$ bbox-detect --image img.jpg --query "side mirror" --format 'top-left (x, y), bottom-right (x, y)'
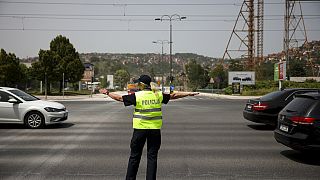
top-left (8, 99), bottom-right (19, 104)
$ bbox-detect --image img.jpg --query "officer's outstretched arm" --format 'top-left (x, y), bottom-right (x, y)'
top-left (99, 88), bottom-right (123, 102)
top-left (108, 93), bottom-right (123, 102)
top-left (170, 92), bottom-right (199, 100)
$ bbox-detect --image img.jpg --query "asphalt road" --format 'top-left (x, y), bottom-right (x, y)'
top-left (1, 96), bottom-right (320, 180)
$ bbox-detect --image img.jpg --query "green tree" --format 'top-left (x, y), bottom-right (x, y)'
top-left (114, 69), bottom-right (130, 90)
top-left (19, 63), bottom-right (30, 89)
top-left (228, 59), bottom-right (244, 71)
top-left (289, 59), bottom-right (306, 77)
top-left (49, 35), bottom-right (84, 92)
top-left (255, 61), bottom-right (274, 81)
top-left (210, 64), bottom-right (227, 89)
top-left (30, 50), bottom-right (60, 93)
top-left (149, 67), bottom-right (156, 80)
top-left (185, 60), bottom-right (209, 91)
top-left (99, 76), bottom-right (109, 88)
top-left (0, 49), bottom-right (24, 87)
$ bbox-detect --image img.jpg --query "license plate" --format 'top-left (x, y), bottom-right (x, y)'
top-left (247, 105), bottom-right (252, 110)
top-left (280, 124), bottom-right (289, 132)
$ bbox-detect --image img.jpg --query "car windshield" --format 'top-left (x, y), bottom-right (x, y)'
top-left (260, 91), bottom-right (285, 101)
top-left (283, 97), bottom-right (315, 114)
top-left (8, 89), bottom-right (39, 101)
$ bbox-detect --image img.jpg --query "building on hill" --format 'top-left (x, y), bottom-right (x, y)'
top-left (81, 62), bottom-right (95, 90)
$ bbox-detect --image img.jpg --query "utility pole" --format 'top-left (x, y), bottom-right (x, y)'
top-left (284, 0), bottom-right (308, 81)
top-left (222, 0), bottom-right (255, 70)
top-left (256, 0), bottom-right (264, 66)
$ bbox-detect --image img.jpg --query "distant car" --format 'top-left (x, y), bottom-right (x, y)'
top-left (243, 88), bottom-right (319, 126)
top-left (274, 92), bottom-right (320, 151)
top-left (0, 87), bottom-right (68, 128)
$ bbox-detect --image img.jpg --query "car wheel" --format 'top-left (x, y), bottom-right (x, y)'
top-left (24, 111), bottom-right (45, 129)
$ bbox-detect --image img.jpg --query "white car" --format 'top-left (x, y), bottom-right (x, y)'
top-left (0, 87), bottom-right (68, 128)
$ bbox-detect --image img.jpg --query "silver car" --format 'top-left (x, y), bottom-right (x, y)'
top-left (0, 87), bottom-right (68, 128)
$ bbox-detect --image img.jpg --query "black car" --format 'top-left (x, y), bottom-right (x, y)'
top-left (274, 92), bottom-right (320, 151)
top-left (243, 88), bottom-right (319, 126)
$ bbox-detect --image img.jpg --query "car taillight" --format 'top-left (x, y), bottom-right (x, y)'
top-left (289, 116), bottom-right (316, 125)
top-left (253, 103), bottom-right (268, 111)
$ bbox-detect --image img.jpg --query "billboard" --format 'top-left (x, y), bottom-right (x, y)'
top-left (279, 61), bottom-right (286, 80)
top-left (228, 71), bottom-right (255, 85)
top-left (274, 61), bottom-right (286, 81)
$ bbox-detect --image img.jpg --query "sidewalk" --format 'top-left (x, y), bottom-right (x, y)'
top-left (36, 94), bottom-right (112, 101)
top-left (199, 92), bottom-right (260, 100)
top-left (37, 92), bottom-right (260, 101)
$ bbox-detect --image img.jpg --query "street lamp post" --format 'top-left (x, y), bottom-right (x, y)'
top-left (153, 40), bottom-right (169, 91)
top-left (155, 14), bottom-right (186, 90)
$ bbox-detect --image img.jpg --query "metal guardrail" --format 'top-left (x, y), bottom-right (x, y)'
top-left (197, 89), bottom-right (223, 94)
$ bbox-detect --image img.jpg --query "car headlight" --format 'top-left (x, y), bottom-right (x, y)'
top-left (44, 107), bottom-right (64, 112)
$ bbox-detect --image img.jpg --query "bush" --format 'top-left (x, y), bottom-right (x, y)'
top-left (283, 81), bottom-right (320, 89)
top-left (224, 86), bottom-right (233, 95)
top-left (241, 80), bottom-right (320, 96)
top-left (242, 88), bottom-right (277, 96)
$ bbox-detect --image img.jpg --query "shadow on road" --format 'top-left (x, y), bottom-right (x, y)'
top-left (247, 124), bottom-right (276, 131)
top-left (45, 123), bottom-right (75, 129)
top-left (0, 123), bottom-right (74, 129)
top-left (281, 150), bottom-right (320, 166)
top-left (0, 124), bottom-right (25, 129)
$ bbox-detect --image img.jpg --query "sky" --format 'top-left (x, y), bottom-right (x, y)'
top-left (0, 0), bottom-right (319, 59)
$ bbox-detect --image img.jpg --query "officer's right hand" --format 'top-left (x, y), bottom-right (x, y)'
top-left (99, 88), bottom-right (109, 95)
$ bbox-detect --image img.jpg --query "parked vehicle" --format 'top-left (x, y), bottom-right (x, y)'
top-left (243, 88), bottom-right (319, 126)
top-left (0, 87), bottom-right (68, 128)
top-left (274, 92), bottom-right (320, 151)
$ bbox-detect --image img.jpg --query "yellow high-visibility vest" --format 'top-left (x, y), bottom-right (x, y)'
top-left (133, 90), bottom-right (163, 129)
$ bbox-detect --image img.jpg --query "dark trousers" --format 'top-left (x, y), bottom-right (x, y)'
top-left (126, 129), bottom-right (161, 180)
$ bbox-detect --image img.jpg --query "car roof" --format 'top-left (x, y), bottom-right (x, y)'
top-left (295, 92), bottom-right (320, 100)
top-left (282, 88), bottom-right (320, 91)
top-left (0, 87), bottom-right (18, 91)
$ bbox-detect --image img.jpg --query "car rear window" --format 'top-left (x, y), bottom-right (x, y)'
top-left (283, 97), bottom-right (316, 114)
top-left (260, 91), bottom-right (286, 101)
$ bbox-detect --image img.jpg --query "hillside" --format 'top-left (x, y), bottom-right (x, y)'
top-left (80, 53), bottom-right (220, 78)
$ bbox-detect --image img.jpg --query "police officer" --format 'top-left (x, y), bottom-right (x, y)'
top-left (99, 75), bottom-right (198, 180)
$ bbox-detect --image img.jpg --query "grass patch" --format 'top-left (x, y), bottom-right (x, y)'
top-left (242, 88), bottom-right (277, 96)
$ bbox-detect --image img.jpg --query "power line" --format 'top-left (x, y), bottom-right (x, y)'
top-left (0, 1), bottom-right (242, 6)
top-left (1, 15), bottom-right (320, 22)
top-left (1, 13), bottom-right (320, 18)
top-left (0, 13), bottom-right (236, 17)
top-left (1, 28), bottom-right (319, 32)
top-left (0, 1), bottom-right (319, 6)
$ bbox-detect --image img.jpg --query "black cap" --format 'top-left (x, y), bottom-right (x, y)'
top-left (134, 75), bottom-right (151, 86)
